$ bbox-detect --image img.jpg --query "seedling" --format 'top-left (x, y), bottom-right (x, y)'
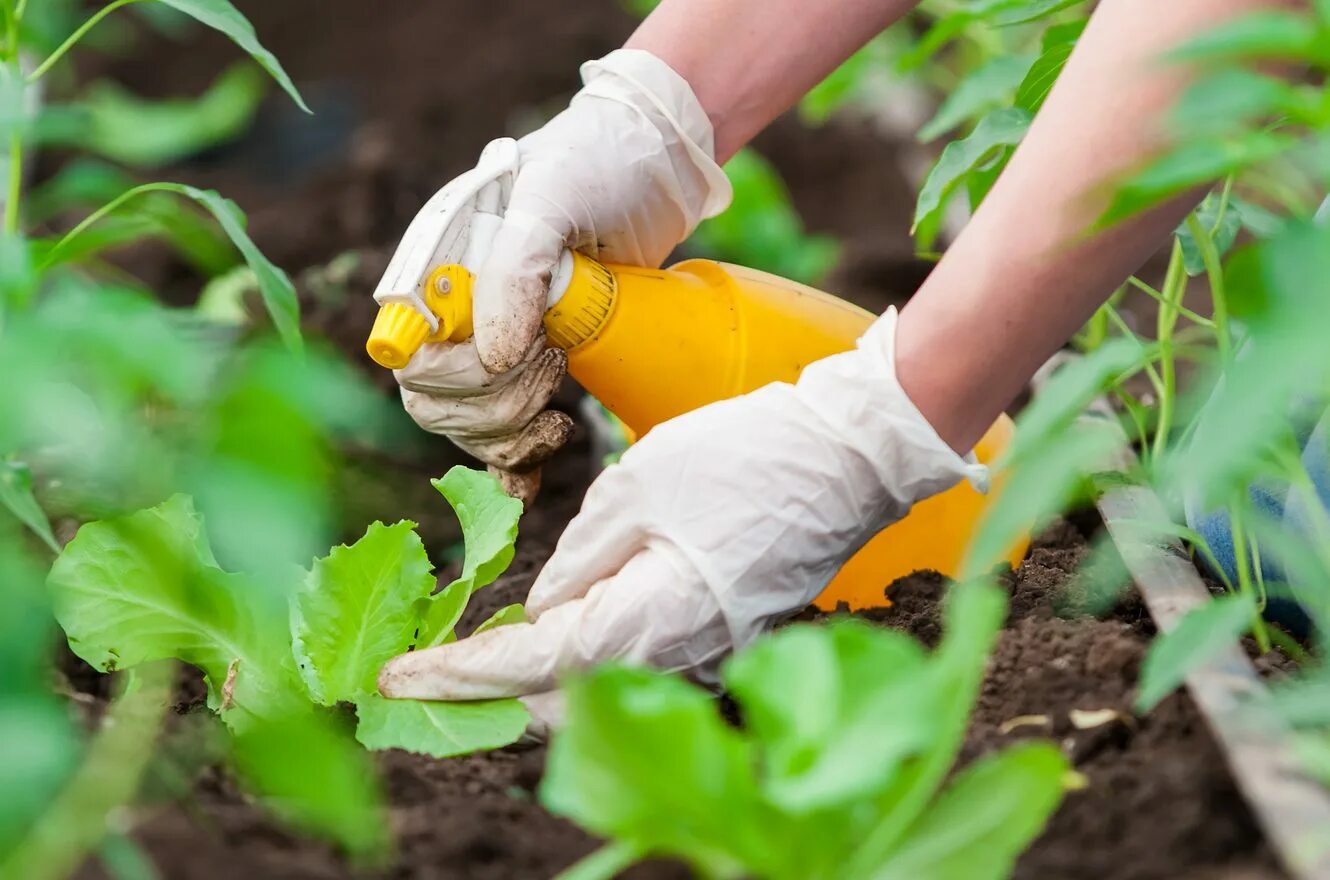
top-left (49, 466), bottom-right (531, 755)
top-left (543, 582), bottom-right (1074, 880)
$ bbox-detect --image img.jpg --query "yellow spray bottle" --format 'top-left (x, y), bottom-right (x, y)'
top-left (367, 248), bottom-right (1028, 610)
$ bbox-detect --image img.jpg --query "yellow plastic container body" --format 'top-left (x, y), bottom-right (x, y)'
top-left (367, 254), bottom-right (1029, 608)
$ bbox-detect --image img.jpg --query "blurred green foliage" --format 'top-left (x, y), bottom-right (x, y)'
top-left (956, 1), bottom-right (1330, 782)
top-left (691, 149), bottom-right (840, 285)
top-left (0, 0), bottom-right (401, 875)
top-left (544, 583), bottom-right (1071, 880)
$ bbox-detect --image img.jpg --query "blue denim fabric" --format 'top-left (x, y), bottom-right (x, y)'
top-left (1185, 409), bottom-right (1330, 635)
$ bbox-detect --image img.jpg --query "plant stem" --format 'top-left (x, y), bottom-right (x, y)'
top-left (1185, 213), bottom-right (1232, 363)
top-left (0, 664), bottom-right (172, 880)
top-left (1151, 239), bottom-right (1187, 461)
top-left (5, 129), bottom-right (21, 234)
top-left (554, 843), bottom-right (644, 880)
top-left (1126, 275), bottom-right (1214, 328)
top-left (0, 2), bottom-right (14, 62)
top-left (1228, 502), bottom-right (1272, 653)
top-left (26, 0), bottom-right (143, 83)
top-left (1104, 304), bottom-right (1166, 399)
top-left (1266, 625), bottom-right (1312, 667)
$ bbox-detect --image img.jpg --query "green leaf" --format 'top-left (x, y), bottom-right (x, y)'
top-left (197, 265), bottom-right (259, 325)
top-left (919, 54), bottom-right (1034, 143)
top-left (474, 603), bottom-right (527, 636)
top-left (723, 622), bottom-right (933, 813)
top-left (1164, 223), bottom-right (1330, 505)
top-left (1135, 593), bottom-right (1256, 713)
top-left (153, 0), bottom-right (310, 112)
top-left (1176, 191), bottom-right (1243, 277)
top-left (98, 833), bottom-right (159, 880)
top-left (1170, 11), bottom-right (1322, 65)
top-left (913, 108), bottom-right (1031, 250)
top-left (0, 542), bottom-right (81, 857)
top-left (0, 697), bottom-right (80, 856)
top-left (80, 62), bottom-right (267, 167)
top-left (544, 583), bottom-right (1016, 880)
top-left (47, 495), bottom-right (302, 730)
top-left (26, 159), bottom-right (138, 224)
top-left (1100, 131), bottom-right (1294, 229)
top-left (291, 521), bottom-right (435, 706)
top-left (961, 338), bottom-right (1147, 577)
top-left (872, 743), bottom-right (1070, 880)
top-left (0, 234), bottom-right (37, 313)
top-left (965, 421), bottom-right (1122, 578)
top-left (418, 467), bottom-right (522, 648)
top-left (45, 183), bottom-right (301, 350)
top-left (1170, 69), bottom-right (1304, 138)
top-left (232, 712), bottom-right (388, 858)
top-left (846, 583), bottom-right (1010, 875)
top-left (0, 459), bottom-right (60, 553)
top-left (32, 168), bottom-right (241, 277)
top-left (991, 0), bottom-right (1084, 26)
top-left (1013, 20), bottom-right (1086, 114)
top-left (354, 694), bottom-right (529, 758)
top-left (541, 665), bottom-right (758, 879)
top-left (167, 186), bottom-right (301, 350)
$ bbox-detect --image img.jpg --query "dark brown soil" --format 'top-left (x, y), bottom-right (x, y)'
top-left (872, 525), bottom-right (1282, 880)
top-left (68, 519), bottom-right (1285, 880)
top-left (55, 2), bottom-right (1286, 879)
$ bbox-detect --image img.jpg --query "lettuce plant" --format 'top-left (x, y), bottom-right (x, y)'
top-left (49, 466), bottom-right (531, 757)
top-left (543, 582), bottom-right (1073, 880)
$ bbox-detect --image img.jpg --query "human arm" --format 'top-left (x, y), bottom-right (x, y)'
top-left (626, 0), bottom-right (919, 161)
top-left (896, 0), bottom-right (1301, 453)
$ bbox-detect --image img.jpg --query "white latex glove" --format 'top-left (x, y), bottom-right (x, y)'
top-left (394, 50), bottom-right (731, 500)
top-left (379, 309), bottom-right (988, 725)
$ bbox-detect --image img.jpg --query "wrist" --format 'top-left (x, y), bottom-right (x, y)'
top-left (577, 49), bottom-right (733, 221)
top-left (794, 308), bottom-right (990, 503)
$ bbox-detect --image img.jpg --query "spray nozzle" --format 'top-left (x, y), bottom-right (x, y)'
top-left (366, 265), bottom-right (475, 369)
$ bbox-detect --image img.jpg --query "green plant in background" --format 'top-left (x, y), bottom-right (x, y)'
top-left (954, 1), bottom-right (1330, 772)
top-left (49, 466), bottom-right (530, 756)
top-left (691, 149), bottom-right (840, 285)
top-left (544, 582), bottom-right (1074, 880)
top-left (0, 0), bottom-right (427, 874)
top-left (898, 3), bottom-right (1089, 251)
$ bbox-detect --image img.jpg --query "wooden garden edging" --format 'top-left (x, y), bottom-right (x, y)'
top-left (1093, 427), bottom-right (1330, 879)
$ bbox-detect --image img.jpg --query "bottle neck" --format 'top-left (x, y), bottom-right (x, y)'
top-left (543, 251), bottom-right (619, 351)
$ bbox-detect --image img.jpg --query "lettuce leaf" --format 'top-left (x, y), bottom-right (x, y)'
top-left (417, 467), bottom-right (523, 648)
top-left (47, 495), bottom-right (303, 730)
top-left (354, 694), bottom-right (529, 759)
top-left (48, 467), bottom-right (529, 776)
top-left (291, 520), bottom-right (434, 706)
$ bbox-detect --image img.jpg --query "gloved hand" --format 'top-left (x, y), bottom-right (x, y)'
top-left (394, 49), bottom-right (731, 501)
top-left (379, 309), bottom-right (988, 725)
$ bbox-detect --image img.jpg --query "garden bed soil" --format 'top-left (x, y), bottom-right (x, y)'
top-left (70, 516), bottom-right (1285, 880)
top-left (61, 2), bottom-right (1287, 878)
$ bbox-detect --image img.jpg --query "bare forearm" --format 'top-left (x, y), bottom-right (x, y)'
top-left (895, 0), bottom-right (1292, 453)
top-left (626, 0), bottom-right (918, 161)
